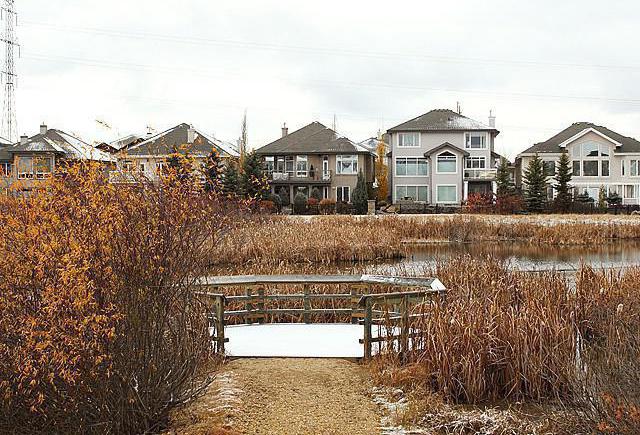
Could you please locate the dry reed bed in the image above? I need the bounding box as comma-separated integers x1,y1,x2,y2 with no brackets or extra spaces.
213,216,640,266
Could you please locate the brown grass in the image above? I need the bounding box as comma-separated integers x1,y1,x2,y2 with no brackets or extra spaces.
213,215,640,266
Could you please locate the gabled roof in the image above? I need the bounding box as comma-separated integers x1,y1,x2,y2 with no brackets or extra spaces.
9,129,114,162
255,122,373,155
358,136,390,153
108,134,145,152
388,109,498,133
126,123,239,157
520,122,640,155
424,142,470,157
0,143,11,161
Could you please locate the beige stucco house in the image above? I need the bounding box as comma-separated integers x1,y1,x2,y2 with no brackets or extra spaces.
110,123,239,183
517,122,640,205
255,122,376,203
0,124,114,192
387,109,503,205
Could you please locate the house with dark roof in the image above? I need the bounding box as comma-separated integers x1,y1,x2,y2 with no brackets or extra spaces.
97,133,145,154
255,122,376,204
517,122,640,204
1,124,114,191
387,109,502,205
111,123,239,183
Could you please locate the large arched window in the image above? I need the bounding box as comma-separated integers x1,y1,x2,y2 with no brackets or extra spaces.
571,142,610,177
436,151,457,173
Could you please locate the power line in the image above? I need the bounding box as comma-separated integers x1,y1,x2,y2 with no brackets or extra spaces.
21,52,640,106
21,20,640,73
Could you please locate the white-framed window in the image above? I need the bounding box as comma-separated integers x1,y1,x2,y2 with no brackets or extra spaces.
139,162,146,173
264,156,275,173
285,156,294,175
465,156,486,169
121,160,135,172
465,133,487,149
17,156,53,180
395,185,428,202
436,151,457,174
398,132,420,148
629,159,639,177
323,186,329,199
336,186,351,203
156,161,167,173
336,155,358,175
395,157,428,176
571,142,610,177
624,185,636,199
296,155,308,177
436,185,458,203
0,162,11,177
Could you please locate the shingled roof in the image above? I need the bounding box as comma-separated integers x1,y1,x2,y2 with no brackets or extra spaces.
255,122,372,155
388,109,498,133
520,122,640,155
126,123,239,157
9,128,114,162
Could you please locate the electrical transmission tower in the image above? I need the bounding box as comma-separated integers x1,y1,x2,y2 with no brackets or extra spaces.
1,0,18,142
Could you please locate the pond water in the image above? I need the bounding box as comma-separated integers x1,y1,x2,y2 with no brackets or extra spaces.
393,241,640,272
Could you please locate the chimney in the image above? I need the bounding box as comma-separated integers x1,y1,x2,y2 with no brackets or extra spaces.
488,110,496,128
281,123,288,137
20,135,28,145
187,125,196,144
40,124,47,135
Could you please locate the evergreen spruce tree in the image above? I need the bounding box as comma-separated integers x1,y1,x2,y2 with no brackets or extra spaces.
240,151,269,200
352,171,369,215
523,154,547,212
203,148,223,193
553,151,573,212
221,159,240,197
495,157,514,197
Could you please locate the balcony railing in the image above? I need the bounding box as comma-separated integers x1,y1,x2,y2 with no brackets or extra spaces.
267,170,332,183
464,168,497,181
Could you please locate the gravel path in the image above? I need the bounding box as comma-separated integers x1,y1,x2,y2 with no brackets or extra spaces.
230,358,381,435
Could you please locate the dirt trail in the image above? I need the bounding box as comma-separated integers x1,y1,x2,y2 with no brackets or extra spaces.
231,358,381,435
171,358,383,435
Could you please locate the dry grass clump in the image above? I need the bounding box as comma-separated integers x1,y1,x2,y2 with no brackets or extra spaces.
215,216,403,265
212,215,640,266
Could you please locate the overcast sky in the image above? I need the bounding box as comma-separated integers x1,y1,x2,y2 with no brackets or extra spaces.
12,0,640,158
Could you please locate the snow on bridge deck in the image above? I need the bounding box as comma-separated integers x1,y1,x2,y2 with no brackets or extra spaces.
224,323,372,358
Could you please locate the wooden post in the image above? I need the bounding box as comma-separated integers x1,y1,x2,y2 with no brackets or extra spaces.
350,285,359,324
216,295,226,354
245,287,253,325
363,297,372,360
400,295,409,362
256,286,265,324
303,284,310,324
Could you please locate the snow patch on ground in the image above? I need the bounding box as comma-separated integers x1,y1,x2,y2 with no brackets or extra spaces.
373,386,427,435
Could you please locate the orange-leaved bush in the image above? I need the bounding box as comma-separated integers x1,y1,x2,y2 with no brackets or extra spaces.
0,162,249,434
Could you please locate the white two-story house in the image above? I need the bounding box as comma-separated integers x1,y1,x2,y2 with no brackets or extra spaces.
387,109,502,205
517,122,640,205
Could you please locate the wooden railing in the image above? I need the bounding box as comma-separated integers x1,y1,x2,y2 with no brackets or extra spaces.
195,274,447,359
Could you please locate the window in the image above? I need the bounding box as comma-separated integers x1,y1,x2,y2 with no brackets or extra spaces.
156,161,167,173
465,156,486,169
543,161,556,177
436,152,457,173
398,132,419,148
465,133,487,149
583,161,599,177
571,142,611,177
436,185,458,203
0,162,11,177
285,156,294,175
336,186,351,203
139,162,146,173
572,161,581,176
395,157,428,176
296,155,308,177
121,160,134,172
16,156,53,180
630,160,639,177
265,156,274,173
396,185,428,202
625,185,636,199
336,155,358,175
